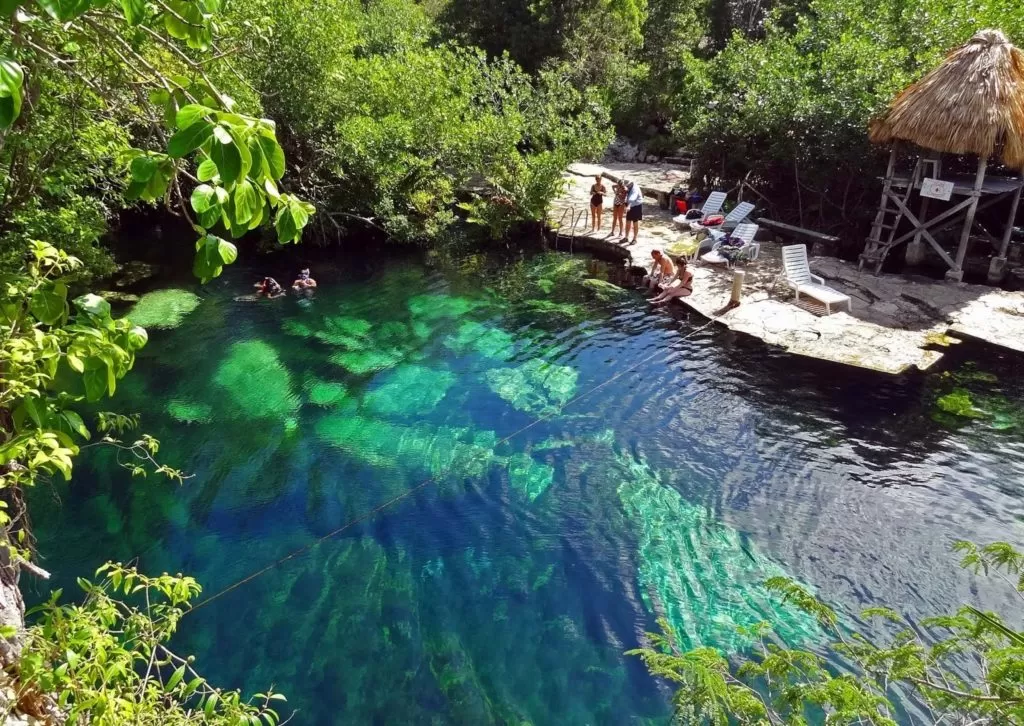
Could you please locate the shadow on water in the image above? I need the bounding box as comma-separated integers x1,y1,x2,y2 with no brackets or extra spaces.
24,243,1024,724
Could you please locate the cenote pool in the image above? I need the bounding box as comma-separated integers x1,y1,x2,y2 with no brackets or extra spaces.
27,248,1024,724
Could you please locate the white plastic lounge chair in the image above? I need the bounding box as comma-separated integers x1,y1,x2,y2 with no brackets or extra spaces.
781,244,852,315
700,223,760,268
673,191,727,227
706,202,755,240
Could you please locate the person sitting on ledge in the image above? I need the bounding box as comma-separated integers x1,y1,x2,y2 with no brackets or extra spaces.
642,250,675,291
292,268,317,291
650,258,693,306
254,277,285,298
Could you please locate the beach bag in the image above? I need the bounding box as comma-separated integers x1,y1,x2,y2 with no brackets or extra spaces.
702,214,725,227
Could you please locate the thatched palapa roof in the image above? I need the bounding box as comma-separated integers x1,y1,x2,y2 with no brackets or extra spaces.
870,30,1024,169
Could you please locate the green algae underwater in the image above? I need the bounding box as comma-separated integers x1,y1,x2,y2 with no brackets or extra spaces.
26,250,1024,724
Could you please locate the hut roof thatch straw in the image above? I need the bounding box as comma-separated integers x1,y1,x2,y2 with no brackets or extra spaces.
870,29,1024,169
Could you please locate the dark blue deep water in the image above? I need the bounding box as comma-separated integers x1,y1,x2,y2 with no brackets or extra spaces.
27,249,1024,724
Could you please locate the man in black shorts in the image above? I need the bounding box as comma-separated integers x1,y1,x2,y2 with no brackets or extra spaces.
625,180,643,244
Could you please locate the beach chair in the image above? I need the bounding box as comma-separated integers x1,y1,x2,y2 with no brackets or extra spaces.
700,223,760,268
705,202,755,240
673,191,727,228
781,244,852,315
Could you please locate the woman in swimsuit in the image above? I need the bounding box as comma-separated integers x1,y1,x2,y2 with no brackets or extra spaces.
650,258,694,305
589,174,607,232
610,180,627,237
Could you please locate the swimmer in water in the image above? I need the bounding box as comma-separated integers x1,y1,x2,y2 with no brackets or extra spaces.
254,277,285,298
292,268,317,292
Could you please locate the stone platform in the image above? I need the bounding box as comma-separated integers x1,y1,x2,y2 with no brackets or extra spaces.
548,163,1024,375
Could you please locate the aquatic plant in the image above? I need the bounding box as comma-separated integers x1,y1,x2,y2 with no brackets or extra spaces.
125,289,201,329
614,454,819,651
408,293,484,321
443,321,516,360
166,399,213,424
212,340,299,419
314,413,502,482
506,453,555,501
304,378,349,407
363,364,457,416
935,389,984,419
581,278,628,301
329,348,407,375
313,315,374,347
484,359,579,416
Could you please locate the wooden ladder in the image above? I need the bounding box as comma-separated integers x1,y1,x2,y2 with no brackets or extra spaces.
860,158,937,273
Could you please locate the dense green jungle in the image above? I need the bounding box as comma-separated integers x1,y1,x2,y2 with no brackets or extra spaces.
1,0,1024,723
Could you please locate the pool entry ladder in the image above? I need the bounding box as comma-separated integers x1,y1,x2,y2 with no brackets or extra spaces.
554,206,587,254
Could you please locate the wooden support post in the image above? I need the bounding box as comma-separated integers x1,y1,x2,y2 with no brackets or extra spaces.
730,270,745,306
949,156,987,282
998,183,1022,259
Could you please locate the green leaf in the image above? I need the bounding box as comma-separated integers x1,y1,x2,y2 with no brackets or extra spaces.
82,366,107,402
127,325,148,350
216,238,237,265
130,155,157,182
192,235,234,282
66,353,84,373
166,664,186,691
256,134,285,180
22,397,42,428
118,0,146,24
34,0,91,21
0,57,24,129
0,1,19,18
196,158,218,182
73,293,111,320
30,281,67,325
275,205,298,243
190,184,217,214
167,121,213,159
210,139,242,186
176,103,213,131
213,124,233,145
61,410,89,440
204,691,219,717
232,179,259,224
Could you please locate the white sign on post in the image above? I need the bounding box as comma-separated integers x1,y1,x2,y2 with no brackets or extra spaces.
920,177,954,201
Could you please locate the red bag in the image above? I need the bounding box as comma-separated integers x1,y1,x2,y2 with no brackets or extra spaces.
702,214,725,226
674,199,688,213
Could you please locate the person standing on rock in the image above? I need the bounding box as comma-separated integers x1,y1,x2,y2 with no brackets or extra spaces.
610,180,627,237
625,180,643,244
589,174,607,232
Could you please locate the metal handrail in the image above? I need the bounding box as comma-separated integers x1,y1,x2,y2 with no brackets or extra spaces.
569,207,587,255
554,207,573,250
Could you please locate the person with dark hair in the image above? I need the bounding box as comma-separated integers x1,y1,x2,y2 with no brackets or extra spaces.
292,268,317,291
610,180,627,237
650,258,694,305
589,174,607,232
254,277,285,298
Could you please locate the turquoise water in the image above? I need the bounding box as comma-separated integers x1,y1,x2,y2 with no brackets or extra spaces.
28,249,1024,723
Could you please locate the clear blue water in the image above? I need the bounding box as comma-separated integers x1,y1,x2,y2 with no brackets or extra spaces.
27,249,1024,724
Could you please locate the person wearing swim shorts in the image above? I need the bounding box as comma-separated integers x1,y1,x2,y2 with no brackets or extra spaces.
625,180,643,244
642,249,675,291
